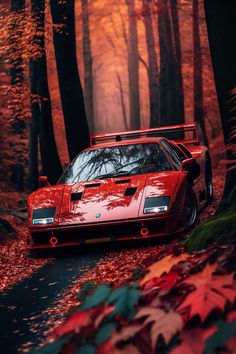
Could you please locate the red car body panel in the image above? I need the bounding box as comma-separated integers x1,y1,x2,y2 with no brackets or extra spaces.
27,123,209,249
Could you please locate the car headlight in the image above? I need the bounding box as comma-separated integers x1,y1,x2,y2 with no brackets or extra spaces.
144,196,170,214
32,207,56,225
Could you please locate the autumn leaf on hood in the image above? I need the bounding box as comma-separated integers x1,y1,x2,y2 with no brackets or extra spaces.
135,307,183,348
140,254,189,285
177,263,236,322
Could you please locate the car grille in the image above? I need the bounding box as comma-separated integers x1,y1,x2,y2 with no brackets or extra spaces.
31,219,166,246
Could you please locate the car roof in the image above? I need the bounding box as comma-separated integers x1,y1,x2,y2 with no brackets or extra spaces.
83,137,163,152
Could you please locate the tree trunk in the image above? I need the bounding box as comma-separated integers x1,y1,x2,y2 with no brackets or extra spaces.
28,60,39,191
10,0,26,132
116,72,128,130
10,0,24,85
157,0,178,127
204,0,236,202
169,0,185,124
31,0,63,185
193,0,207,145
142,0,159,128
81,0,94,133
50,0,90,161
126,0,140,130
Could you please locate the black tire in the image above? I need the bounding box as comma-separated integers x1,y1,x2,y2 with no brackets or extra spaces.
205,155,213,202
181,183,198,228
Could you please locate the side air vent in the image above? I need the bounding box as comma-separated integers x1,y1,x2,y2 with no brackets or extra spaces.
71,192,83,201
124,187,137,196
115,179,131,184
84,183,101,188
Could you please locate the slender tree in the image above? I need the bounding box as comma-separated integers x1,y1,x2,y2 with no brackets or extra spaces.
157,0,178,127
30,0,62,185
204,0,236,201
50,0,90,161
193,0,207,145
28,60,39,191
169,0,185,124
81,0,94,133
125,0,140,130
142,0,159,128
116,72,128,130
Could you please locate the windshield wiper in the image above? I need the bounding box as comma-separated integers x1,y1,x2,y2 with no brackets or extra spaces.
95,170,130,180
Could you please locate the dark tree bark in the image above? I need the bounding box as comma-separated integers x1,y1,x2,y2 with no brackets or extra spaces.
193,0,207,145
204,0,236,200
10,1,26,131
30,0,63,185
28,60,39,191
10,0,25,85
81,0,94,133
142,0,160,128
169,0,185,124
50,0,90,161
126,0,140,130
157,0,179,127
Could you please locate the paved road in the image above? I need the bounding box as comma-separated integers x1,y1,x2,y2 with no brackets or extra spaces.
0,248,106,354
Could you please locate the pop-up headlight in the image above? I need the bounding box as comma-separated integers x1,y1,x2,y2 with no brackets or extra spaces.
144,196,170,214
32,207,56,225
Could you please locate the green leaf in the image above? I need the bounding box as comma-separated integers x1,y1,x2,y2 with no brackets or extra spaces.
30,337,69,354
204,320,236,354
75,345,96,354
95,322,117,346
107,285,140,320
77,281,96,302
81,284,112,310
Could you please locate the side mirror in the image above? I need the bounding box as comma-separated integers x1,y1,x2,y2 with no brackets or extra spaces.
182,158,200,180
39,175,50,186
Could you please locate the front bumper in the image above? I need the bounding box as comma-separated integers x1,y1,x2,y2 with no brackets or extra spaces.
27,212,184,249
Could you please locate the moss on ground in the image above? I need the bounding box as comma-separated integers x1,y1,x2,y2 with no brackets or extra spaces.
184,185,236,251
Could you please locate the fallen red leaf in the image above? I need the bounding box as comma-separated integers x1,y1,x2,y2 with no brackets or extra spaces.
140,254,189,285
53,308,95,337
178,263,236,322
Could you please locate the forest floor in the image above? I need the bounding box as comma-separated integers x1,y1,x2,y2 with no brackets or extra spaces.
0,183,49,292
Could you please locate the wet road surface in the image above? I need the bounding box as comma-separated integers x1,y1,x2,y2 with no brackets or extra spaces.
0,248,106,354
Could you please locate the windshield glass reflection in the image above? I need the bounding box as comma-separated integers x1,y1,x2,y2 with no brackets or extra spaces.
58,143,171,184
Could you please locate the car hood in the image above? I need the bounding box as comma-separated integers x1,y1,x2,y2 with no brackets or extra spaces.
58,171,180,225
29,172,181,227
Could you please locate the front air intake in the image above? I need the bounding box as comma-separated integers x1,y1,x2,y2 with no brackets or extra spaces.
71,192,83,201
124,187,137,196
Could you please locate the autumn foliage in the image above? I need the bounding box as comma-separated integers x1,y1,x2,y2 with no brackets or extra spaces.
32,241,236,354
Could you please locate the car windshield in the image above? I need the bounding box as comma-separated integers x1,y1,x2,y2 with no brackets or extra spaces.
58,143,171,184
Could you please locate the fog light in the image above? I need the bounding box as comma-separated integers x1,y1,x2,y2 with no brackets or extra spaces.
140,227,149,236
50,236,58,246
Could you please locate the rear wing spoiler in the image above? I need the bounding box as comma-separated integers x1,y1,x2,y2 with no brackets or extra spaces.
91,123,199,146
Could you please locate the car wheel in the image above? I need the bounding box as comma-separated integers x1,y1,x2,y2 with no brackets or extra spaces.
205,156,213,202
182,183,198,228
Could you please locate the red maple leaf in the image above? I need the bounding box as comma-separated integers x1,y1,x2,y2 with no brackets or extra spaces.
144,271,179,296
177,263,236,322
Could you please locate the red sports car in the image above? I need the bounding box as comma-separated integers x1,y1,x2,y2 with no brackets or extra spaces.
27,123,213,249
